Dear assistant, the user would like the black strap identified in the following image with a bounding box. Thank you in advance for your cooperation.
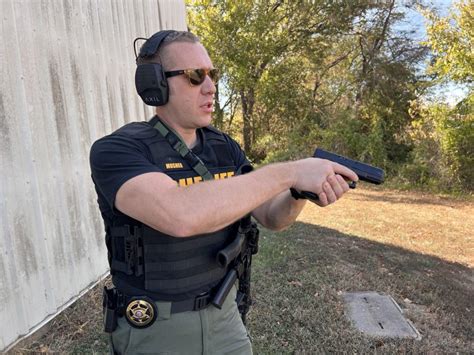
[144,254,214,272]
[145,268,226,293]
[171,292,212,312]
[138,30,176,58]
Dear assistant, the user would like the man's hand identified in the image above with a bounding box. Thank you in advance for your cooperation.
[290,158,359,207]
[252,157,358,231]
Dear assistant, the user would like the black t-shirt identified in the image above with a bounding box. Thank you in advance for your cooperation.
[89,116,250,227]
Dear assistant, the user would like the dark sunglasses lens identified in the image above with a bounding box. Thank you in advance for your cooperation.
[209,69,219,83]
[188,69,206,85]
[186,69,219,85]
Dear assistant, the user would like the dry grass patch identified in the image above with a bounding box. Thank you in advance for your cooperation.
[248,186,473,352]
[299,186,473,266]
[9,187,473,353]
[6,279,110,354]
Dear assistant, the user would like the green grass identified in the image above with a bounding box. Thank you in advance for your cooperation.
[9,187,473,353]
[248,224,472,353]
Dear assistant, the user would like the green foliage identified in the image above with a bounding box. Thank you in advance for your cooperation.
[405,0,474,192]
[401,99,473,191]
[422,0,474,84]
[188,0,379,158]
[187,0,472,191]
[435,103,474,190]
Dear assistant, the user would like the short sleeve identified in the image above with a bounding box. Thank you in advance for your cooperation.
[90,134,162,211]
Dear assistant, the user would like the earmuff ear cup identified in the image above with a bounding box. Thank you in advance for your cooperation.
[135,63,169,106]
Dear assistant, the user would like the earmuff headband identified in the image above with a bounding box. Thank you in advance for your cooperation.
[136,30,177,59]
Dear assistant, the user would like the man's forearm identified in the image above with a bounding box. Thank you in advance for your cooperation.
[167,162,296,236]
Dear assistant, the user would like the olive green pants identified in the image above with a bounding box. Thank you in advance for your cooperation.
[110,286,252,355]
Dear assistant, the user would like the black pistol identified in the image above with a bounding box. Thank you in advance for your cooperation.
[291,148,385,201]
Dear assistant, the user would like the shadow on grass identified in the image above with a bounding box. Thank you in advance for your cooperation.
[350,190,471,207]
[9,221,472,353]
[249,222,473,353]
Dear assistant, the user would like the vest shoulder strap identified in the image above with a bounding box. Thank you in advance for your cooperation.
[150,117,213,181]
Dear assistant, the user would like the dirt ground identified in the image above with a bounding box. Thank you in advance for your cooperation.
[8,186,473,353]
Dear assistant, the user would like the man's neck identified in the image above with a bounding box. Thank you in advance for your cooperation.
[157,115,198,148]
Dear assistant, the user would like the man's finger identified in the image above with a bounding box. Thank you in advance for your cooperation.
[323,182,337,204]
[327,174,344,198]
[317,191,328,206]
[336,174,350,193]
[331,162,359,182]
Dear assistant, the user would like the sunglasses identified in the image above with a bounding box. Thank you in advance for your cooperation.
[165,68,220,86]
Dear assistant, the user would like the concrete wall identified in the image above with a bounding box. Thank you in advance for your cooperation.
[0,0,187,350]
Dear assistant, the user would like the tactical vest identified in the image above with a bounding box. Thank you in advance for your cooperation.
[106,117,244,301]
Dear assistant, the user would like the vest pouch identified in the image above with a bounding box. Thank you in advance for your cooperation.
[141,224,237,297]
[109,225,144,277]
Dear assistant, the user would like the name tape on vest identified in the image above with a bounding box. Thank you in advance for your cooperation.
[165,162,184,169]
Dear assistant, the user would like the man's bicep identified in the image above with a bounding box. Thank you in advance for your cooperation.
[90,135,162,211]
[115,172,178,230]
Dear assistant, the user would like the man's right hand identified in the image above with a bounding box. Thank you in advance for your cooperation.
[290,158,359,207]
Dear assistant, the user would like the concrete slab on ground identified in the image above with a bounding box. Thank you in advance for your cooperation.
[343,291,421,340]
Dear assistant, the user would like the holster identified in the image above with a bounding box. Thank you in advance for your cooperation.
[103,287,119,333]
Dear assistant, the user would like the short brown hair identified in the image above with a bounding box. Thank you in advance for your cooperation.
[136,31,200,69]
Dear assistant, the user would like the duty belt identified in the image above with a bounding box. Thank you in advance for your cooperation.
[103,287,214,331]
[105,287,212,314]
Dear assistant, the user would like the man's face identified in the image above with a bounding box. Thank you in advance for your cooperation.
[160,42,216,131]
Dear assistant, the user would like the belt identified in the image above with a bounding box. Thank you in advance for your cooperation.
[115,289,213,315]
[103,287,214,331]
[103,267,240,332]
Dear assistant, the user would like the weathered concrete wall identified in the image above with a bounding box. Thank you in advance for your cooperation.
[0,0,186,350]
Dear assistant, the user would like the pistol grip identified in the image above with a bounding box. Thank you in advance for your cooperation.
[291,182,356,202]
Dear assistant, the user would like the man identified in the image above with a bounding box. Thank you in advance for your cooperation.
[90,30,358,354]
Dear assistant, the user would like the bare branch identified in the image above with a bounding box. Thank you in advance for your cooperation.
[372,0,395,54]
[312,51,353,105]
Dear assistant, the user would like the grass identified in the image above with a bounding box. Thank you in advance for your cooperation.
[8,186,473,353]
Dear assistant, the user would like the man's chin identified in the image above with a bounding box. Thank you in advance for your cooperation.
[197,115,213,128]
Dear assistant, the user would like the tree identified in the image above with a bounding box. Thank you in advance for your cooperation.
[423,0,473,85]
[188,0,371,158]
[410,0,474,191]
[187,1,428,168]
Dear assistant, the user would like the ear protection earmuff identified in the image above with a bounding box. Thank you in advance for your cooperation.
[134,30,178,106]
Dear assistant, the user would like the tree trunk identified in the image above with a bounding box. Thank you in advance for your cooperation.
[355,0,395,112]
[213,84,224,129]
[240,88,255,154]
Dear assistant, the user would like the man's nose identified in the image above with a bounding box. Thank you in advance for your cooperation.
[201,74,216,95]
